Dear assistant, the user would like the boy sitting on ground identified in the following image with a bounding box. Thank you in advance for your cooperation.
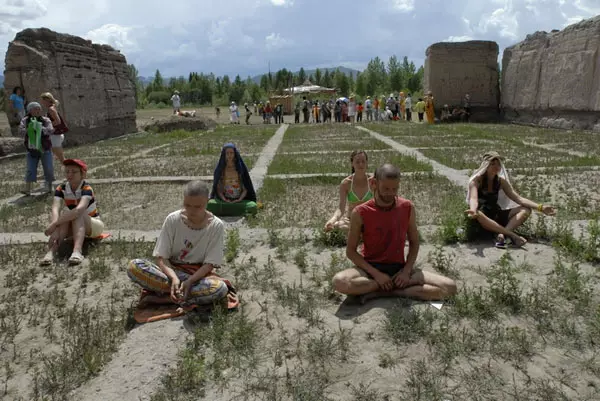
[127,180,229,308]
[41,159,105,266]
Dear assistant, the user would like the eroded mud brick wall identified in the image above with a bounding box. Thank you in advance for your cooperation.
[3,28,136,143]
[502,16,600,132]
[423,41,500,122]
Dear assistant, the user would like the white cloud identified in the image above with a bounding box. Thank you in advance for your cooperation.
[85,24,139,52]
[563,15,587,27]
[265,32,290,51]
[0,0,598,78]
[393,0,415,12]
[445,35,474,42]
[270,0,293,6]
[0,0,47,34]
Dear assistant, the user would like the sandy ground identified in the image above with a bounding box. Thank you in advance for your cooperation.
[1,111,599,401]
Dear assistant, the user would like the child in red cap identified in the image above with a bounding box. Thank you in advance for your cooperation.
[40,159,105,266]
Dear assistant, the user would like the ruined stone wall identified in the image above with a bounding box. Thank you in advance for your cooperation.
[502,16,600,131]
[423,41,500,122]
[3,28,136,144]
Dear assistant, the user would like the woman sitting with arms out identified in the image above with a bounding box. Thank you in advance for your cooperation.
[207,143,258,217]
[325,150,373,233]
[466,151,556,248]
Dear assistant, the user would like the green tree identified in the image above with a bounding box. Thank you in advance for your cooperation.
[388,56,403,92]
[297,67,307,83]
[314,68,322,85]
[355,72,367,96]
[152,69,164,91]
[322,69,332,88]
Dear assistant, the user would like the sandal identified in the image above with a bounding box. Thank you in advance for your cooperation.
[68,251,84,265]
[495,235,507,249]
[39,251,54,266]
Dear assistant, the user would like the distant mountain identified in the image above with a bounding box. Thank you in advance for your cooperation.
[251,66,361,84]
[0,75,4,88]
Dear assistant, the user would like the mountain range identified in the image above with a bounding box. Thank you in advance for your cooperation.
[139,66,361,86]
[1,66,361,89]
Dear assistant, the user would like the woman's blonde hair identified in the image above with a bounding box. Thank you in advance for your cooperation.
[40,92,59,107]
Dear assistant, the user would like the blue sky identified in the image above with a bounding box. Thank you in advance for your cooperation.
[1,0,599,78]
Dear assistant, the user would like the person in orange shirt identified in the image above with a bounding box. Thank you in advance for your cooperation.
[356,102,364,122]
[373,97,380,121]
[425,91,435,124]
[399,92,405,120]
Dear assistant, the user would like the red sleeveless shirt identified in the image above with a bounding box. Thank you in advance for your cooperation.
[355,196,412,264]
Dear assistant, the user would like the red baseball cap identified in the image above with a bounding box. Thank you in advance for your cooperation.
[63,159,88,172]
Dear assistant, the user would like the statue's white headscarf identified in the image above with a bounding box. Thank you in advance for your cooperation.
[466,151,519,210]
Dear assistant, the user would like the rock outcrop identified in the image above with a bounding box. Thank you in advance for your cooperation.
[0,137,23,157]
[502,16,600,131]
[3,28,136,144]
[423,41,500,122]
[142,116,217,133]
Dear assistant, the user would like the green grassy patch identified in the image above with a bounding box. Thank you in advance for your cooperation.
[251,172,459,229]
[419,145,600,170]
[89,155,257,179]
[268,151,432,175]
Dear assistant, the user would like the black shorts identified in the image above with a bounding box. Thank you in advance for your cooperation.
[366,262,405,278]
[480,205,511,227]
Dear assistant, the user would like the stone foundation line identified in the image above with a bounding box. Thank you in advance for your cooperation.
[355,126,470,187]
[0,141,182,207]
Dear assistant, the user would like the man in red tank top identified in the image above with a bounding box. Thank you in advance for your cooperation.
[332,164,457,302]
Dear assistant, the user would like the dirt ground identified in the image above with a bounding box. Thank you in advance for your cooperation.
[0,117,599,401]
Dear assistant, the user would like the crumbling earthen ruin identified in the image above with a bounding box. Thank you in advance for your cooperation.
[3,28,137,144]
[423,41,501,122]
[502,16,600,132]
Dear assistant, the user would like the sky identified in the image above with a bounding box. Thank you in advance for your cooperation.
[1,0,599,78]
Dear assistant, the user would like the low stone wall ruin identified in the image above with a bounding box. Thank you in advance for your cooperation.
[3,28,137,144]
[501,16,600,132]
[423,41,501,122]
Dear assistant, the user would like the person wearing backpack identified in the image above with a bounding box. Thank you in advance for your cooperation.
[40,92,68,163]
[20,102,55,195]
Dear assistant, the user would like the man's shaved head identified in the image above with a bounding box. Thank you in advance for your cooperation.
[374,163,401,181]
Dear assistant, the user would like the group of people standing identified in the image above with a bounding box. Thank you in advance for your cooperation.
[9,87,70,195]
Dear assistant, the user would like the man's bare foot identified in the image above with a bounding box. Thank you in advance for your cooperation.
[511,236,527,248]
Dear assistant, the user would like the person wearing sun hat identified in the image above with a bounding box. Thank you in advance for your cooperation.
[171,90,181,114]
[465,151,556,248]
[40,158,105,266]
[20,101,55,195]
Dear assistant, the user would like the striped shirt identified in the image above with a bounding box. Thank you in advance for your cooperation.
[54,180,99,217]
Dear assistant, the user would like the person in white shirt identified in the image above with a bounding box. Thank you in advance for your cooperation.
[171,91,181,114]
[229,102,239,124]
[348,96,357,123]
[127,180,228,307]
[405,94,413,121]
[364,96,373,121]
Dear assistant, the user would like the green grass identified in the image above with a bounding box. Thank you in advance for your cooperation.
[89,155,257,179]
[278,137,392,152]
[282,124,370,141]
[0,182,188,232]
[251,172,460,229]
[0,241,148,399]
[267,151,432,174]
[419,145,600,170]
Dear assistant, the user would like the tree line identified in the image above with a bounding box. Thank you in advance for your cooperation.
[127,55,424,108]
